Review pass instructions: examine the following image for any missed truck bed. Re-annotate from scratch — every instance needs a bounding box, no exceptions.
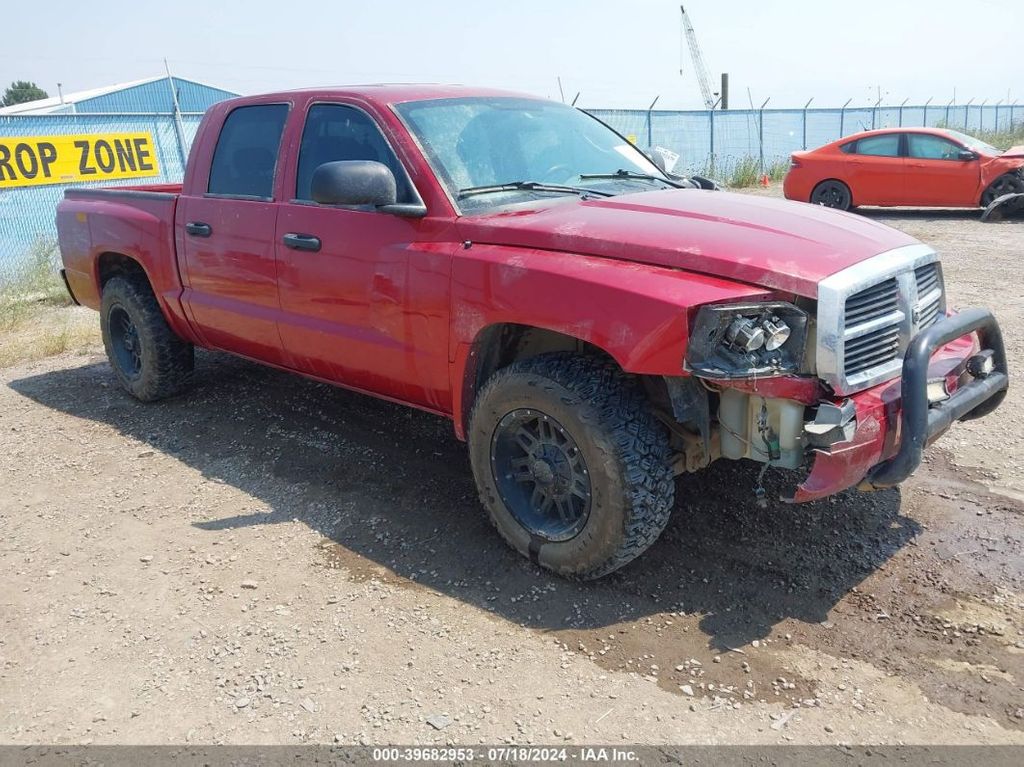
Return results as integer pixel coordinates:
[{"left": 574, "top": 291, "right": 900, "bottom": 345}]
[{"left": 56, "top": 183, "right": 183, "bottom": 315}]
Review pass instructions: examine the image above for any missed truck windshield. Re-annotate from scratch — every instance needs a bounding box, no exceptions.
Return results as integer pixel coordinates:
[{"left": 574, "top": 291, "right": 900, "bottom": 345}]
[{"left": 394, "top": 97, "right": 672, "bottom": 211}]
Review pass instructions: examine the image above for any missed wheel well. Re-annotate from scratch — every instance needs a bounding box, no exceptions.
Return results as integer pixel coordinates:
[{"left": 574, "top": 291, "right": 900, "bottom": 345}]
[
  {"left": 97, "top": 252, "right": 148, "bottom": 290},
  {"left": 460, "top": 323, "right": 670, "bottom": 435}
]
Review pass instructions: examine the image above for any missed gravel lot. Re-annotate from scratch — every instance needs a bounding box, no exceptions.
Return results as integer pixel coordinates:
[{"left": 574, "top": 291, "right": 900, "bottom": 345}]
[{"left": 1, "top": 193, "right": 1022, "bottom": 745}]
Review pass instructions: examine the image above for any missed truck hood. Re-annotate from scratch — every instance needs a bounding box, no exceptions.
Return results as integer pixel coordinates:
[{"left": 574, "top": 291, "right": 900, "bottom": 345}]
[{"left": 458, "top": 189, "right": 919, "bottom": 298}]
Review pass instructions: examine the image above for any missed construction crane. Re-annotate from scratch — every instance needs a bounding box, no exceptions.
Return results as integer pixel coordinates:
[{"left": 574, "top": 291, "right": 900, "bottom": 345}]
[{"left": 679, "top": 5, "right": 718, "bottom": 109}]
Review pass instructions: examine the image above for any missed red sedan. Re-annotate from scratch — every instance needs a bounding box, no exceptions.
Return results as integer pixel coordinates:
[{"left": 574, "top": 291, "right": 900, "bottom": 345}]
[{"left": 784, "top": 127, "right": 1024, "bottom": 211}]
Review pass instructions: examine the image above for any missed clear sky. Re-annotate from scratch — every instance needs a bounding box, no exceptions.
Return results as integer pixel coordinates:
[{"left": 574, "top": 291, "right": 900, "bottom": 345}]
[{"left": 4, "top": 0, "right": 1022, "bottom": 110}]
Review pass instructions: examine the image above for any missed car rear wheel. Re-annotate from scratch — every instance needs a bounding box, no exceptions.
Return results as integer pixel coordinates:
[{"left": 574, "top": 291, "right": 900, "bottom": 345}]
[
  {"left": 468, "top": 353, "right": 674, "bottom": 580},
  {"left": 101, "top": 275, "right": 194, "bottom": 402},
  {"left": 811, "top": 180, "right": 853, "bottom": 211},
  {"left": 981, "top": 171, "right": 1024, "bottom": 207}
]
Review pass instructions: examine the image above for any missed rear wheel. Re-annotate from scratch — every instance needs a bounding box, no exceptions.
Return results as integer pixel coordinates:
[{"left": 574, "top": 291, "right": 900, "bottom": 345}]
[
  {"left": 811, "top": 179, "right": 853, "bottom": 210},
  {"left": 981, "top": 171, "right": 1024, "bottom": 207},
  {"left": 468, "top": 353, "right": 674, "bottom": 580},
  {"left": 100, "top": 275, "right": 194, "bottom": 401}
]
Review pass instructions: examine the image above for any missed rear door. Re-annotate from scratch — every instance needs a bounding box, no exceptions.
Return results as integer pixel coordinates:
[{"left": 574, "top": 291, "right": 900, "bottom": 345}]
[
  {"left": 178, "top": 102, "right": 289, "bottom": 364},
  {"left": 274, "top": 101, "right": 452, "bottom": 411},
  {"left": 905, "top": 133, "right": 980, "bottom": 206},
  {"left": 845, "top": 133, "right": 905, "bottom": 206}
]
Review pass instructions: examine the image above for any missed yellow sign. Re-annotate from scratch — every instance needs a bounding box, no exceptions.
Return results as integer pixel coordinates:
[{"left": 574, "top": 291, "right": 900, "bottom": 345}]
[{"left": 0, "top": 132, "right": 161, "bottom": 189}]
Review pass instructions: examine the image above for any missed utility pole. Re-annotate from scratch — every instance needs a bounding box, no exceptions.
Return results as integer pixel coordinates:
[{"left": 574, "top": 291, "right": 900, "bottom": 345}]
[{"left": 164, "top": 58, "right": 189, "bottom": 171}]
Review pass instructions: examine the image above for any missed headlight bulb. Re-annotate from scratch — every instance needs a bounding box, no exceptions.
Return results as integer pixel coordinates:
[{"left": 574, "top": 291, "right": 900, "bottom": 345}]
[
  {"left": 762, "top": 316, "right": 791, "bottom": 351},
  {"left": 726, "top": 316, "right": 765, "bottom": 352}
]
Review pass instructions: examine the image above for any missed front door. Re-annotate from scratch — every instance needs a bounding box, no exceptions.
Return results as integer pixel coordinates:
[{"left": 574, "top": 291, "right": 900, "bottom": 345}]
[
  {"left": 905, "top": 133, "right": 980, "bottom": 206},
  {"left": 274, "top": 102, "right": 452, "bottom": 412},
  {"left": 179, "top": 102, "right": 289, "bottom": 364}
]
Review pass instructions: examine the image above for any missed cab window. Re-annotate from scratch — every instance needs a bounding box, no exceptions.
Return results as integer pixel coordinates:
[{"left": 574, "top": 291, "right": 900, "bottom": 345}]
[
  {"left": 208, "top": 104, "right": 289, "bottom": 199},
  {"left": 295, "top": 104, "right": 414, "bottom": 203},
  {"left": 907, "top": 134, "right": 962, "bottom": 161},
  {"left": 853, "top": 134, "right": 901, "bottom": 157}
]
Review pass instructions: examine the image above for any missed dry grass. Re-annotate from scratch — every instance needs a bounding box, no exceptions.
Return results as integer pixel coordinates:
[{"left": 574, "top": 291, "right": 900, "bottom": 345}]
[
  {"left": 0, "top": 303, "right": 101, "bottom": 368},
  {"left": 698, "top": 156, "right": 790, "bottom": 189},
  {"left": 1, "top": 240, "right": 101, "bottom": 368}
]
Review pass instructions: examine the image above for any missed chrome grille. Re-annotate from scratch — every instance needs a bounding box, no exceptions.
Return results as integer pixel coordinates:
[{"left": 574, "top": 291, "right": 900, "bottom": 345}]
[
  {"left": 844, "top": 278, "right": 898, "bottom": 325},
  {"left": 816, "top": 244, "right": 946, "bottom": 395},
  {"left": 844, "top": 321, "right": 901, "bottom": 375},
  {"left": 841, "top": 278, "right": 902, "bottom": 377},
  {"left": 915, "top": 263, "right": 942, "bottom": 330}
]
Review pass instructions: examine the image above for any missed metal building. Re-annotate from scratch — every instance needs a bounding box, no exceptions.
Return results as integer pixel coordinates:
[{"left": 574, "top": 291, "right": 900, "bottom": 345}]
[
  {"left": 1, "top": 76, "right": 238, "bottom": 281},
  {"left": 0, "top": 76, "right": 238, "bottom": 116}
]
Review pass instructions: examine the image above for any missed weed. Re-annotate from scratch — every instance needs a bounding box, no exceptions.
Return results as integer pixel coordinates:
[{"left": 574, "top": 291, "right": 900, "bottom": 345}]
[{"left": 0, "top": 239, "right": 99, "bottom": 367}]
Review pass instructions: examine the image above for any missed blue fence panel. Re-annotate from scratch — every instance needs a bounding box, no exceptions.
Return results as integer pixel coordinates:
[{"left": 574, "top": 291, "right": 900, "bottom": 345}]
[{"left": 0, "top": 113, "right": 204, "bottom": 282}]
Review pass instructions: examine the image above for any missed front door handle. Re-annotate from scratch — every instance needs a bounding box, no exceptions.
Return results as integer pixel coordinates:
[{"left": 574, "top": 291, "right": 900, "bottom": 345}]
[
  {"left": 185, "top": 221, "right": 212, "bottom": 237},
  {"left": 282, "top": 233, "right": 322, "bottom": 252}
]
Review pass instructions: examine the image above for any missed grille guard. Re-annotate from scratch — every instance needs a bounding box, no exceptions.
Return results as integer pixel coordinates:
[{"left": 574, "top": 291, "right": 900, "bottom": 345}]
[{"left": 865, "top": 308, "right": 1008, "bottom": 489}]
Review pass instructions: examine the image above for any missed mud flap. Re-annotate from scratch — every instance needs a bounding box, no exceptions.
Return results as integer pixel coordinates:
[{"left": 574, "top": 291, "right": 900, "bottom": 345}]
[{"left": 980, "top": 192, "right": 1024, "bottom": 222}]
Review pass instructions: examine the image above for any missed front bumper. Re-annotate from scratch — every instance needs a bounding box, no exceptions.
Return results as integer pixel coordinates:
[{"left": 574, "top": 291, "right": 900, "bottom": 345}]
[{"left": 789, "top": 309, "right": 1008, "bottom": 502}]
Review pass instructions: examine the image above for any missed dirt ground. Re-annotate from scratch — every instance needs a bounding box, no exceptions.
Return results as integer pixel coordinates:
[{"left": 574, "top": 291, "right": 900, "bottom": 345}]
[{"left": 1, "top": 191, "right": 1023, "bottom": 746}]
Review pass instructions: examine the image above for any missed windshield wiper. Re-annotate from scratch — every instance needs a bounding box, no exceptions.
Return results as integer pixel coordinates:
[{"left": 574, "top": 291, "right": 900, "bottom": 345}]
[
  {"left": 457, "top": 181, "right": 613, "bottom": 200},
  {"left": 578, "top": 169, "right": 689, "bottom": 189}
]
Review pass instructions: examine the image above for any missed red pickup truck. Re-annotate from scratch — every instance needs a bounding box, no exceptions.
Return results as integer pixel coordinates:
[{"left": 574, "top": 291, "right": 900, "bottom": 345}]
[{"left": 56, "top": 85, "right": 1009, "bottom": 579}]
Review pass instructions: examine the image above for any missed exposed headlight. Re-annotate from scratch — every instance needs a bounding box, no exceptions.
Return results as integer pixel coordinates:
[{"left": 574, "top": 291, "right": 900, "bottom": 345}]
[
  {"left": 686, "top": 302, "right": 809, "bottom": 379},
  {"left": 725, "top": 316, "right": 766, "bottom": 352},
  {"left": 762, "top": 316, "right": 791, "bottom": 351}
]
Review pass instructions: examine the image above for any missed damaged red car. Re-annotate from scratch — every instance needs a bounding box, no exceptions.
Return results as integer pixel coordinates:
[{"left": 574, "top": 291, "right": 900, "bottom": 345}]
[
  {"left": 56, "top": 87, "right": 1010, "bottom": 579},
  {"left": 784, "top": 127, "right": 1024, "bottom": 210}
]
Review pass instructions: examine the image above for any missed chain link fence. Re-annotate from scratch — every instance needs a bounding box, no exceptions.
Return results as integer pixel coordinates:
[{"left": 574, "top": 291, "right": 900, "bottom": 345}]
[
  {"left": 1, "top": 102, "right": 1021, "bottom": 284},
  {"left": 587, "top": 103, "right": 1023, "bottom": 178},
  {"left": 0, "top": 113, "right": 204, "bottom": 283}
]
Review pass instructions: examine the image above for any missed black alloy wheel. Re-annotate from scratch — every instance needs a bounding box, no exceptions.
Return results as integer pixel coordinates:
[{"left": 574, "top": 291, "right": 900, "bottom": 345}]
[
  {"left": 811, "top": 180, "right": 852, "bottom": 210},
  {"left": 490, "top": 408, "right": 591, "bottom": 542}
]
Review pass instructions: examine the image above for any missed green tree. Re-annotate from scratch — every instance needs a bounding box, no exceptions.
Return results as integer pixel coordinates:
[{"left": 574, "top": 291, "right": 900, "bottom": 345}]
[{"left": 2, "top": 81, "right": 49, "bottom": 107}]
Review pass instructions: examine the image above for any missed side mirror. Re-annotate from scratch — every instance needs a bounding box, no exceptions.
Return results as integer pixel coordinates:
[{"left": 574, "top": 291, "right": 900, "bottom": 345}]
[
  {"left": 958, "top": 149, "right": 979, "bottom": 161},
  {"left": 311, "top": 160, "right": 397, "bottom": 206}
]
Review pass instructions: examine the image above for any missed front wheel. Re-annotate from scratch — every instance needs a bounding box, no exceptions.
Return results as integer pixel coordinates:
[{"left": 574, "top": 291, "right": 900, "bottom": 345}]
[
  {"left": 981, "top": 171, "right": 1024, "bottom": 207},
  {"left": 468, "top": 354, "right": 674, "bottom": 580},
  {"left": 100, "top": 275, "right": 194, "bottom": 401},
  {"left": 811, "top": 179, "right": 853, "bottom": 210}
]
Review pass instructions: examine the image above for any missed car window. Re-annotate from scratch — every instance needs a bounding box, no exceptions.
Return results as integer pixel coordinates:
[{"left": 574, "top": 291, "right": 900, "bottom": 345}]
[
  {"left": 839, "top": 141, "right": 856, "bottom": 154},
  {"left": 907, "top": 134, "right": 962, "bottom": 161},
  {"left": 208, "top": 104, "right": 288, "bottom": 198},
  {"left": 295, "top": 104, "right": 413, "bottom": 203},
  {"left": 854, "top": 134, "right": 900, "bottom": 158}
]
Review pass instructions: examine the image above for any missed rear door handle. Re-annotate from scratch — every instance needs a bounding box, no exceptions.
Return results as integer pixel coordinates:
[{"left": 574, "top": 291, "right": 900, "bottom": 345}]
[
  {"left": 185, "top": 221, "right": 212, "bottom": 237},
  {"left": 282, "top": 233, "right": 322, "bottom": 252}
]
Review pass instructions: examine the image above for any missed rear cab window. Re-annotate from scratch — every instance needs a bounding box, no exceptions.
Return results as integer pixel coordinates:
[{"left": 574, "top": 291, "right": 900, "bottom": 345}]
[{"left": 208, "top": 104, "right": 289, "bottom": 199}]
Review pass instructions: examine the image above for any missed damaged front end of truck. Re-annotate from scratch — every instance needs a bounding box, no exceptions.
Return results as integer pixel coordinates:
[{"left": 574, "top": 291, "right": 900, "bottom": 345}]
[{"left": 674, "top": 244, "right": 1009, "bottom": 505}]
